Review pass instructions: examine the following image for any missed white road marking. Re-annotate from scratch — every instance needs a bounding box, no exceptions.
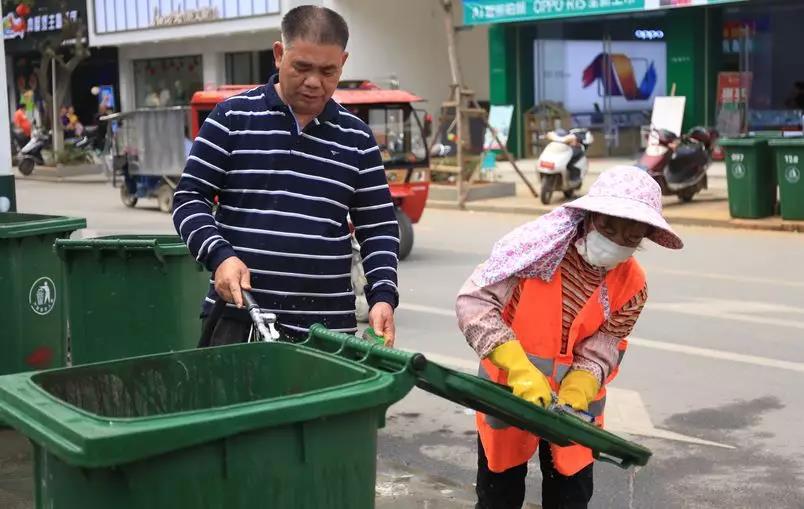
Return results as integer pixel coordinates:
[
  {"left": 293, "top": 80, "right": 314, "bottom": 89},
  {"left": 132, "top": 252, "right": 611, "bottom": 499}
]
[
  {"left": 398, "top": 302, "right": 456, "bottom": 318},
  {"left": 648, "top": 299, "right": 804, "bottom": 331},
  {"left": 398, "top": 303, "right": 804, "bottom": 373},
  {"left": 628, "top": 337, "right": 804, "bottom": 374},
  {"left": 649, "top": 267, "right": 804, "bottom": 289}
]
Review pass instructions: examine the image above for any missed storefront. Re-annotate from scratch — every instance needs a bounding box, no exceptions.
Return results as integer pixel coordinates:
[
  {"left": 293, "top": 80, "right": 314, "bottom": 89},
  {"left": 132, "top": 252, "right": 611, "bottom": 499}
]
[
  {"left": 3, "top": 0, "right": 119, "bottom": 129},
  {"left": 85, "top": 1, "right": 489, "bottom": 121},
  {"left": 715, "top": 0, "right": 804, "bottom": 133},
  {"left": 466, "top": 0, "right": 747, "bottom": 157},
  {"left": 86, "top": 0, "right": 282, "bottom": 112}
]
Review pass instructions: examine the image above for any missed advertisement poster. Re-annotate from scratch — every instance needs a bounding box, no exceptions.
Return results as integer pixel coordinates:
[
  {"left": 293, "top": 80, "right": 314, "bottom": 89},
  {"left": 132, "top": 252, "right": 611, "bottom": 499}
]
[
  {"left": 715, "top": 72, "right": 752, "bottom": 136},
  {"left": 98, "top": 85, "right": 115, "bottom": 110},
  {"left": 483, "top": 105, "right": 514, "bottom": 151},
  {"left": 534, "top": 40, "right": 667, "bottom": 114}
]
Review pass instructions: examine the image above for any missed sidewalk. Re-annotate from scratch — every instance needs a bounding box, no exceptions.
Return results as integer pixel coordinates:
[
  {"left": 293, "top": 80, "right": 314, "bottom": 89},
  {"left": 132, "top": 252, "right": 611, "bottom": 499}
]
[
  {"left": 429, "top": 158, "right": 804, "bottom": 233},
  {"left": 12, "top": 165, "right": 107, "bottom": 184}
]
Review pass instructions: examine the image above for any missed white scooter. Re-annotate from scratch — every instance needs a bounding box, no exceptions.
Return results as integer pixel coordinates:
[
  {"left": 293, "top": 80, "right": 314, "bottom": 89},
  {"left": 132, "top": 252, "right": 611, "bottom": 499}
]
[{"left": 536, "top": 128, "right": 594, "bottom": 205}]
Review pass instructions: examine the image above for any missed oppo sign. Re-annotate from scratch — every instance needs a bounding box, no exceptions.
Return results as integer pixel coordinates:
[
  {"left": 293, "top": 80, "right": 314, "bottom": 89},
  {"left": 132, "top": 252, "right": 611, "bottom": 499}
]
[{"left": 635, "top": 29, "right": 665, "bottom": 40}]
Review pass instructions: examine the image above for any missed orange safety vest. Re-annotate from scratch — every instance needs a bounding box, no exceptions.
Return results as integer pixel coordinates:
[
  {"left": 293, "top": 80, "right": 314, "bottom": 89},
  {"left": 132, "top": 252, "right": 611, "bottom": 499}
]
[{"left": 476, "top": 257, "right": 646, "bottom": 476}]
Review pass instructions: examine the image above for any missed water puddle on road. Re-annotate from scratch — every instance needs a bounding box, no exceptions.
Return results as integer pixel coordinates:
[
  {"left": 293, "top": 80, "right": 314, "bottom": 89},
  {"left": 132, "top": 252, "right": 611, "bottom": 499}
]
[{"left": 627, "top": 466, "right": 642, "bottom": 509}]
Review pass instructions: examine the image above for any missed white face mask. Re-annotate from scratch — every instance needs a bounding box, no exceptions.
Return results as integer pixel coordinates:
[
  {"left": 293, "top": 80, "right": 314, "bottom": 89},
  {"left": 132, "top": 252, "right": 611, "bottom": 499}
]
[{"left": 575, "top": 230, "right": 637, "bottom": 269}]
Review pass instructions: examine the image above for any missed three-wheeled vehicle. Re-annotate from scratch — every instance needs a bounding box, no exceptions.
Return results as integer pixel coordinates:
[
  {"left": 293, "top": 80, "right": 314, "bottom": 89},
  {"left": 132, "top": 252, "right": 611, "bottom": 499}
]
[
  {"left": 103, "top": 107, "right": 191, "bottom": 212},
  {"left": 189, "top": 81, "right": 432, "bottom": 260}
]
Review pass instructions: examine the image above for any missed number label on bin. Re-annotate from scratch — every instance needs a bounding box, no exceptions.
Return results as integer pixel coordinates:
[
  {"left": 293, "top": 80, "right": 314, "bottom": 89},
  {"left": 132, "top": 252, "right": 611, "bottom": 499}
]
[
  {"left": 784, "top": 155, "right": 800, "bottom": 165},
  {"left": 731, "top": 153, "right": 745, "bottom": 162}
]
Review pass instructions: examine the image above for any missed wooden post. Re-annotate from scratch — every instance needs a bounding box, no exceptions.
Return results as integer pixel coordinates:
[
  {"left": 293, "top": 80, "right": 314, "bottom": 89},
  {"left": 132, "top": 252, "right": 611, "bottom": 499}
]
[{"left": 441, "top": 0, "right": 463, "bottom": 88}]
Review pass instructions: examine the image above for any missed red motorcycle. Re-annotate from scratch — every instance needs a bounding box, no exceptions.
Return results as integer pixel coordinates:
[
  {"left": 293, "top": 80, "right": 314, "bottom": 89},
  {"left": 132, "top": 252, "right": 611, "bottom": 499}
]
[{"left": 636, "top": 127, "right": 718, "bottom": 202}]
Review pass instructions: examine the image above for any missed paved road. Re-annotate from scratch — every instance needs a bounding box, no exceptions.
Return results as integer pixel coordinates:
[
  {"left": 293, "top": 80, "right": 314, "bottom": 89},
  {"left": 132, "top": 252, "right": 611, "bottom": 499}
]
[{"left": 4, "top": 177, "right": 804, "bottom": 508}]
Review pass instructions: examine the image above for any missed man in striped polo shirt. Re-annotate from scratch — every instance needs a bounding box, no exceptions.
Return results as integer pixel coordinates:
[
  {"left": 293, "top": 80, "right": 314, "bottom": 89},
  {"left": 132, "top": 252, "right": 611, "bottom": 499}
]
[{"left": 173, "top": 6, "right": 398, "bottom": 346}]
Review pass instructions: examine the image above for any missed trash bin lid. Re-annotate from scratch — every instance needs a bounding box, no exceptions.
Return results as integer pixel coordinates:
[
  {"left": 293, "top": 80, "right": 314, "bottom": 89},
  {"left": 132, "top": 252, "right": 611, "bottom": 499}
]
[
  {"left": 0, "top": 213, "right": 86, "bottom": 239},
  {"left": 54, "top": 235, "right": 190, "bottom": 259},
  {"left": 718, "top": 137, "right": 769, "bottom": 147},
  {"left": 768, "top": 137, "right": 804, "bottom": 147},
  {"left": 305, "top": 325, "right": 652, "bottom": 470}
]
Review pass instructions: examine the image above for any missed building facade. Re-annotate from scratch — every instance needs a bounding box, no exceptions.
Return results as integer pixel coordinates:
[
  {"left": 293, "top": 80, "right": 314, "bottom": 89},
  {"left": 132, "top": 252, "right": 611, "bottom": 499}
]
[
  {"left": 466, "top": 0, "right": 804, "bottom": 157},
  {"left": 3, "top": 0, "right": 118, "bottom": 128},
  {"left": 84, "top": 0, "right": 490, "bottom": 119}
]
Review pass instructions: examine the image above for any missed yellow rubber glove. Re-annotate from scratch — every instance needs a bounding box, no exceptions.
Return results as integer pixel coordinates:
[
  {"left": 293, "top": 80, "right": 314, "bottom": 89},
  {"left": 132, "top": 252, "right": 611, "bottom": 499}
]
[
  {"left": 557, "top": 370, "right": 600, "bottom": 412},
  {"left": 488, "top": 340, "right": 553, "bottom": 408}
]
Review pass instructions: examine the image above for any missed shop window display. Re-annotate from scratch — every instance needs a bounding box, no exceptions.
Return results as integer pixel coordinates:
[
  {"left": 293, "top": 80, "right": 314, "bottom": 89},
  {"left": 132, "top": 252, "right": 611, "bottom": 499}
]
[{"left": 133, "top": 56, "right": 202, "bottom": 108}]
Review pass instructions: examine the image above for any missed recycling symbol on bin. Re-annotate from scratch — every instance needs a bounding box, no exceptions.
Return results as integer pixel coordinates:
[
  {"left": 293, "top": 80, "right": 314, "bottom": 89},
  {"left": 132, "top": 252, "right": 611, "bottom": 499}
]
[
  {"left": 732, "top": 163, "right": 746, "bottom": 179},
  {"left": 29, "top": 277, "right": 56, "bottom": 316},
  {"left": 785, "top": 166, "right": 801, "bottom": 184}
]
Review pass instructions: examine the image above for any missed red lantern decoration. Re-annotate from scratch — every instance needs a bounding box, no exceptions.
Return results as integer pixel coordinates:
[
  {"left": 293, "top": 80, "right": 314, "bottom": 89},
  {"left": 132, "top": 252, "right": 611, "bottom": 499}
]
[{"left": 16, "top": 3, "right": 31, "bottom": 18}]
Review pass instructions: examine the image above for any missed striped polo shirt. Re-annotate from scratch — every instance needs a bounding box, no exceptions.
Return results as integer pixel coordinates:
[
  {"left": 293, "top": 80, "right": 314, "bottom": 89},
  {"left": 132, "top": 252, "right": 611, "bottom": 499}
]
[{"left": 172, "top": 74, "right": 399, "bottom": 336}]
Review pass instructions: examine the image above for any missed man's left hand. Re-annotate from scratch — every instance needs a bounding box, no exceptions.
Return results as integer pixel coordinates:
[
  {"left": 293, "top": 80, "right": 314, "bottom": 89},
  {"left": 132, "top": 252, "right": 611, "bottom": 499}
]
[{"left": 369, "top": 302, "right": 396, "bottom": 348}]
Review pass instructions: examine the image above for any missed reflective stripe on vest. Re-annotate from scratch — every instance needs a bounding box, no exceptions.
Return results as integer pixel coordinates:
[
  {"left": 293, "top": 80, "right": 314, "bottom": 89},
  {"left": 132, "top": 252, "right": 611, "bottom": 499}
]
[{"left": 476, "top": 257, "right": 646, "bottom": 475}]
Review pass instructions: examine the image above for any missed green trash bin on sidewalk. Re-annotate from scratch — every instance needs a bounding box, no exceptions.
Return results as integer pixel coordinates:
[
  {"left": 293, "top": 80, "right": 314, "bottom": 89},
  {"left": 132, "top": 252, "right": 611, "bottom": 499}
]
[
  {"left": 0, "top": 213, "right": 86, "bottom": 375},
  {"left": 54, "top": 235, "right": 210, "bottom": 365},
  {"left": 719, "top": 137, "right": 777, "bottom": 218},
  {"left": 768, "top": 138, "right": 804, "bottom": 220},
  {"left": 0, "top": 325, "right": 652, "bottom": 509}
]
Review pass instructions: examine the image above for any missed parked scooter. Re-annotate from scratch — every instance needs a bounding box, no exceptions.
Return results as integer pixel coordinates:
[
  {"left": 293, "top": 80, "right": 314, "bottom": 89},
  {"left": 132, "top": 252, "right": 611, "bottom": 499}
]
[
  {"left": 10, "top": 127, "right": 29, "bottom": 156},
  {"left": 16, "top": 128, "right": 50, "bottom": 176},
  {"left": 636, "top": 126, "right": 718, "bottom": 202},
  {"left": 536, "top": 128, "right": 594, "bottom": 205}
]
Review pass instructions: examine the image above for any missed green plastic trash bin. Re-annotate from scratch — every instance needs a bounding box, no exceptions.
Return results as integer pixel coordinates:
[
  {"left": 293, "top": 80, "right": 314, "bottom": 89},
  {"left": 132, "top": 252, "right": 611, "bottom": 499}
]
[
  {"left": 54, "top": 235, "right": 210, "bottom": 364},
  {"left": 719, "top": 137, "right": 777, "bottom": 218},
  {"left": 0, "top": 213, "right": 86, "bottom": 375},
  {"left": 0, "top": 325, "right": 651, "bottom": 509},
  {"left": 768, "top": 138, "right": 804, "bottom": 220}
]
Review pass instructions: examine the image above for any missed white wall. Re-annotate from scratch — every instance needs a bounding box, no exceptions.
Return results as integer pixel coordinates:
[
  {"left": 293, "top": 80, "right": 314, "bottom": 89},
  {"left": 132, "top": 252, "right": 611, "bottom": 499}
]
[
  {"left": 116, "top": 30, "right": 281, "bottom": 111},
  {"left": 102, "top": 0, "right": 490, "bottom": 115},
  {"left": 326, "top": 0, "right": 489, "bottom": 117}
]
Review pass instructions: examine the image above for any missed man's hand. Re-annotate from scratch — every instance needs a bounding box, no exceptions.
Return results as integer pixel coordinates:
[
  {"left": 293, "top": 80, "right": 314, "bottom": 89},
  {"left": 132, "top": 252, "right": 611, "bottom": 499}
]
[
  {"left": 369, "top": 302, "right": 396, "bottom": 348},
  {"left": 214, "top": 256, "right": 251, "bottom": 308}
]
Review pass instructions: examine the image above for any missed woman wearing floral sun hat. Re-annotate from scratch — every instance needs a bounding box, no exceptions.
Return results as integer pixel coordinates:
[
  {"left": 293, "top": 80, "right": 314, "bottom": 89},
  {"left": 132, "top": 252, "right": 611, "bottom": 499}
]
[{"left": 456, "top": 166, "right": 683, "bottom": 509}]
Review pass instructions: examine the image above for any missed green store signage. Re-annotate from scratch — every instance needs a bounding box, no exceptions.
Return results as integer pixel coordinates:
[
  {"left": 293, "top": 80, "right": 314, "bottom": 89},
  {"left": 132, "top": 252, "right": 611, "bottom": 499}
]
[{"left": 463, "top": 0, "right": 744, "bottom": 25}]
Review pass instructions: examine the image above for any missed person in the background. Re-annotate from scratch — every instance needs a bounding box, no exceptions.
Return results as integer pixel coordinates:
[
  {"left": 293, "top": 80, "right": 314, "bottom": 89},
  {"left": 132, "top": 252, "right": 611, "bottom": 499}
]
[
  {"left": 19, "top": 90, "right": 35, "bottom": 122},
  {"left": 60, "top": 106, "right": 72, "bottom": 137},
  {"left": 456, "top": 167, "right": 683, "bottom": 509},
  {"left": 66, "top": 106, "right": 83, "bottom": 137},
  {"left": 93, "top": 102, "right": 110, "bottom": 151},
  {"left": 13, "top": 102, "right": 31, "bottom": 138}
]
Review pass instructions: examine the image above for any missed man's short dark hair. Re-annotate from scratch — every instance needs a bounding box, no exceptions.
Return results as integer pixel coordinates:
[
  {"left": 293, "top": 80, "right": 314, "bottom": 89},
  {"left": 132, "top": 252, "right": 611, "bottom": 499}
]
[{"left": 281, "top": 5, "right": 349, "bottom": 50}]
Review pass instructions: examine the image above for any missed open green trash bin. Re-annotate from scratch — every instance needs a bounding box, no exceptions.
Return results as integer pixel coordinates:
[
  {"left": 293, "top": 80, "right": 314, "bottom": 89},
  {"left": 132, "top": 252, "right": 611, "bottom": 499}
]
[
  {"left": 0, "top": 213, "right": 86, "bottom": 375},
  {"left": 719, "top": 137, "right": 777, "bottom": 218},
  {"left": 768, "top": 138, "right": 804, "bottom": 220},
  {"left": 54, "top": 235, "right": 210, "bottom": 365},
  {"left": 0, "top": 325, "right": 651, "bottom": 509}
]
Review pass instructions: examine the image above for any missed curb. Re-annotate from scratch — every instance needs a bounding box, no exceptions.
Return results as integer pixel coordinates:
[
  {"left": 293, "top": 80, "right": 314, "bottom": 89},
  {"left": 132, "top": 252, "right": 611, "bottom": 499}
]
[{"left": 426, "top": 200, "right": 804, "bottom": 233}]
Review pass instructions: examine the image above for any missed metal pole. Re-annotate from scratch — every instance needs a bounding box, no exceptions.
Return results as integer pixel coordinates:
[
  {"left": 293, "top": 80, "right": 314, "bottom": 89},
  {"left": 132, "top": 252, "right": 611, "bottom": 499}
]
[
  {"left": 52, "top": 58, "right": 62, "bottom": 154},
  {"left": 0, "top": 36, "right": 16, "bottom": 212}
]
